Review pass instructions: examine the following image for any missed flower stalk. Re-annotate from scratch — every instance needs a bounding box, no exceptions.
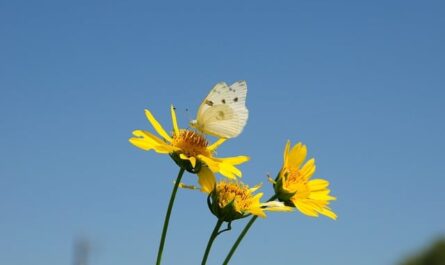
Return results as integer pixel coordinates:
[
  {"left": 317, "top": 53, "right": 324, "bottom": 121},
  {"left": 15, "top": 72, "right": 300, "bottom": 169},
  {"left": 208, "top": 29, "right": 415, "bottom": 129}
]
[
  {"left": 201, "top": 219, "right": 224, "bottom": 265},
  {"left": 222, "top": 194, "right": 277, "bottom": 265},
  {"left": 156, "top": 167, "right": 185, "bottom": 265}
]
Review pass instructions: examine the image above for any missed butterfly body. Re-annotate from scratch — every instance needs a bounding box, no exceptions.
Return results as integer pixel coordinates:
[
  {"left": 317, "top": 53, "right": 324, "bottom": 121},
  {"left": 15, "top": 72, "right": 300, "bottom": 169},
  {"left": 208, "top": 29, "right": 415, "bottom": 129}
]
[{"left": 190, "top": 81, "right": 248, "bottom": 139}]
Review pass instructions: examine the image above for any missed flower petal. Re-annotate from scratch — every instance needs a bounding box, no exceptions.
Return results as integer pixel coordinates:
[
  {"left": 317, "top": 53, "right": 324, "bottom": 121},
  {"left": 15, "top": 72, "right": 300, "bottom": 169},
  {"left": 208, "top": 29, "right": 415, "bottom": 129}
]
[
  {"left": 319, "top": 207, "right": 338, "bottom": 220},
  {"left": 129, "top": 137, "right": 157, "bottom": 151},
  {"left": 178, "top": 153, "right": 196, "bottom": 168},
  {"left": 219, "top": 163, "right": 242, "bottom": 179},
  {"left": 189, "top": 156, "right": 197, "bottom": 168},
  {"left": 245, "top": 191, "right": 265, "bottom": 215},
  {"left": 198, "top": 155, "right": 242, "bottom": 179},
  {"left": 283, "top": 140, "right": 291, "bottom": 167},
  {"left": 129, "top": 130, "right": 177, "bottom": 153},
  {"left": 197, "top": 167, "right": 216, "bottom": 193},
  {"left": 218, "top": 155, "right": 250, "bottom": 165},
  {"left": 249, "top": 183, "right": 262, "bottom": 193},
  {"left": 300, "top": 158, "right": 316, "bottom": 180},
  {"left": 207, "top": 138, "right": 226, "bottom": 152},
  {"left": 308, "top": 191, "right": 336, "bottom": 201},
  {"left": 217, "top": 168, "right": 236, "bottom": 179},
  {"left": 288, "top": 142, "right": 307, "bottom": 168},
  {"left": 144, "top": 109, "right": 173, "bottom": 143},
  {"left": 294, "top": 201, "right": 319, "bottom": 217},
  {"left": 197, "top": 155, "right": 219, "bottom": 172},
  {"left": 132, "top": 130, "right": 165, "bottom": 146},
  {"left": 308, "top": 179, "right": 330, "bottom": 190},
  {"left": 170, "top": 105, "right": 180, "bottom": 136},
  {"left": 247, "top": 207, "right": 267, "bottom": 218},
  {"left": 179, "top": 153, "right": 189, "bottom": 160},
  {"left": 252, "top": 192, "right": 264, "bottom": 201}
]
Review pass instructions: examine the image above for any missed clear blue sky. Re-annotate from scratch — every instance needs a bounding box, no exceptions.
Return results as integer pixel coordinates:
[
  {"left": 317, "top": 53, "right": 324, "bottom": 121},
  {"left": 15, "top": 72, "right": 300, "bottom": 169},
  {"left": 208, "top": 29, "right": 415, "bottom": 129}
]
[{"left": 1, "top": 1, "right": 444, "bottom": 264}]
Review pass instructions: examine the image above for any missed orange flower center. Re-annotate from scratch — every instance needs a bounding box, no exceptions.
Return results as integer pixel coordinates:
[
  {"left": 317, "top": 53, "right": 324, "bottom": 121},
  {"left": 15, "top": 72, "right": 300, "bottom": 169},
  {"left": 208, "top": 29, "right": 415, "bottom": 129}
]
[
  {"left": 282, "top": 167, "right": 307, "bottom": 193},
  {"left": 216, "top": 182, "right": 252, "bottom": 211},
  {"left": 284, "top": 168, "right": 303, "bottom": 182},
  {"left": 171, "top": 130, "right": 210, "bottom": 157}
]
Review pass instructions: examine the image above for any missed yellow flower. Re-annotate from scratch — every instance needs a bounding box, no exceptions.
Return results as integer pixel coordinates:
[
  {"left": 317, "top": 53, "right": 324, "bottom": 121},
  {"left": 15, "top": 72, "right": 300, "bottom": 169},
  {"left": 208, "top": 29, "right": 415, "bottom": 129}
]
[
  {"left": 273, "top": 141, "right": 337, "bottom": 220},
  {"left": 203, "top": 177, "right": 291, "bottom": 222},
  {"left": 129, "top": 106, "right": 249, "bottom": 184}
]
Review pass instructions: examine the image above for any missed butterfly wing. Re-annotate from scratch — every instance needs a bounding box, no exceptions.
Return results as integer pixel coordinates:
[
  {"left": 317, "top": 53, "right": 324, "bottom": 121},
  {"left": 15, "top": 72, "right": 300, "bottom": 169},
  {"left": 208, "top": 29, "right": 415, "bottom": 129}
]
[
  {"left": 196, "top": 82, "right": 231, "bottom": 120},
  {"left": 195, "top": 81, "right": 248, "bottom": 138}
]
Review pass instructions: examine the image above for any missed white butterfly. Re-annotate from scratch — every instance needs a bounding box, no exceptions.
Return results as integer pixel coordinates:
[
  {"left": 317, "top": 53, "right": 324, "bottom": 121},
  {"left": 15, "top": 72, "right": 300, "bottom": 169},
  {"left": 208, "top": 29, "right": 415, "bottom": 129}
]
[{"left": 190, "top": 81, "right": 248, "bottom": 139}]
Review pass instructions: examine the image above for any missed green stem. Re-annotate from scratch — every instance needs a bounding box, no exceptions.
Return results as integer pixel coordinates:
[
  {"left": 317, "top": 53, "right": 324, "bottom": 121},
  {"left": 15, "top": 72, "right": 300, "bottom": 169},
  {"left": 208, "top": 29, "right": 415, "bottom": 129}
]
[
  {"left": 222, "top": 194, "right": 278, "bottom": 265},
  {"left": 201, "top": 219, "right": 224, "bottom": 265},
  {"left": 156, "top": 167, "right": 185, "bottom": 265}
]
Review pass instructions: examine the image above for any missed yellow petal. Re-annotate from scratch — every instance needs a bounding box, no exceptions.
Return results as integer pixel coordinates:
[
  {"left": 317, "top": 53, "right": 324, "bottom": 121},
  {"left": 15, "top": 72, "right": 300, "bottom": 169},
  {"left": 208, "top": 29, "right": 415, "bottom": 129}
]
[
  {"left": 197, "top": 167, "right": 216, "bottom": 193},
  {"left": 144, "top": 109, "right": 173, "bottom": 143},
  {"left": 197, "top": 155, "right": 219, "bottom": 172},
  {"left": 294, "top": 201, "right": 319, "bottom": 217},
  {"left": 207, "top": 138, "right": 226, "bottom": 152},
  {"left": 219, "top": 163, "right": 242, "bottom": 179},
  {"left": 198, "top": 155, "right": 243, "bottom": 179},
  {"left": 129, "top": 137, "right": 156, "bottom": 151},
  {"left": 248, "top": 207, "right": 267, "bottom": 218},
  {"left": 129, "top": 138, "right": 170, "bottom": 153},
  {"left": 252, "top": 191, "right": 263, "bottom": 199},
  {"left": 249, "top": 183, "right": 262, "bottom": 193},
  {"left": 170, "top": 105, "right": 180, "bottom": 136},
  {"left": 300, "top": 158, "right": 316, "bottom": 180},
  {"left": 129, "top": 130, "right": 177, "bottom": 153},
  {"left": 319, "top": 207, "right": 338, "bottom": 220},
  {"left": 308, "top": 188, "right": 336, "bottom": 200},
  {"left": 132, "top": 130, "right": 166, "bottom": 146},
  {"left": 218, "top": 168, "right": 237, "bottom": 179},
  {"left": 310, "top": 193, "right": 336, "bottom": 201},
  {"left": 299, "top": 200, "right": 337, "bottom": 220},
  {"left": 178, "top": 154, "right": 196, "bottom": 168},
  {"left": 189, "top": 156, "right": 197, "bottom": 168},
  {"left": 308, "top": 179, "right": 330, "bottom": 190},
  {"left": 288, "top": 142, "right": 307, "bottom": 168},
  {"left": 179, "top": 153, "right": 189, "bottom": 160},
  {"left": 283, "top": 140, "right": 291, "bottom": 167},
  {"left": 218, "top": 155, "right": 250, "bottom": 165}
]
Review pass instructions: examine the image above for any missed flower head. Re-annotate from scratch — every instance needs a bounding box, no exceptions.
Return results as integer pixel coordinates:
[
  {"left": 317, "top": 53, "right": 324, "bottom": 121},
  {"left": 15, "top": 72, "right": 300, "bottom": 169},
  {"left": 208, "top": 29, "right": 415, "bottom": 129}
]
[
  {"left": 273, "top": 141, "right": 337, "bottom": 220},
  {"left": 204, "top": 178, "right": 291, "bottom": 222},
  {"left": 129, "top": 106, "right": 249, "bottom": 184}
]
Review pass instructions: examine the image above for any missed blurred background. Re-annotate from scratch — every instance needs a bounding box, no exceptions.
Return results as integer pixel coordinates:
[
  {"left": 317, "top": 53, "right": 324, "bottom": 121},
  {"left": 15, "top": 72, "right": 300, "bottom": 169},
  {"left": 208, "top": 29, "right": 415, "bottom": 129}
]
[
  {"left": 399, "top": 239, "right": 445, "bottom": 265},
  {"left": 1, "top": 1, "right": 444, "bottom": 264}
]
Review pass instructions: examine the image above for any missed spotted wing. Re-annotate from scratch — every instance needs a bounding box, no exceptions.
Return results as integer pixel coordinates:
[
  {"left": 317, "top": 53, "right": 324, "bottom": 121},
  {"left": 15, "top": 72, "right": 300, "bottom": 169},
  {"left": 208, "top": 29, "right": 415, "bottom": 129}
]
[{"left": 196, "top": 81, "right": 248, "bottom": 138}]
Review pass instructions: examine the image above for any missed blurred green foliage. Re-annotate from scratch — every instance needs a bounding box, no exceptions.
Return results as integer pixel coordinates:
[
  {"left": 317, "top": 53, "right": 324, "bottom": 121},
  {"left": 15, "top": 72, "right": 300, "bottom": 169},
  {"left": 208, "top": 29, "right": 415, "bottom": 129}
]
[{"left": 400, "top": 238, "right": 445, "bottom": 265}]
